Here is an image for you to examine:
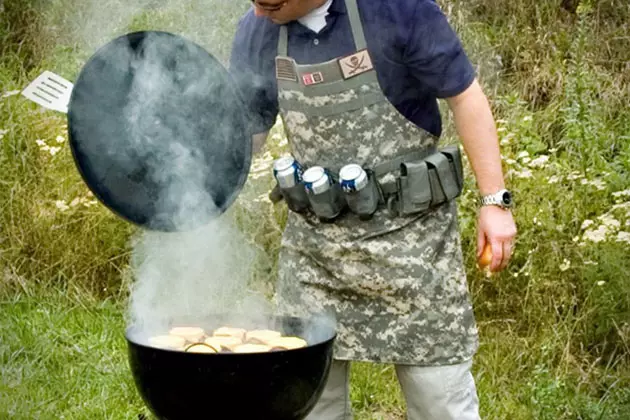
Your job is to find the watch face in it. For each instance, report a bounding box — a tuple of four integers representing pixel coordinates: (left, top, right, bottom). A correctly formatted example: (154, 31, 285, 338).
(502, 191, 513, 206)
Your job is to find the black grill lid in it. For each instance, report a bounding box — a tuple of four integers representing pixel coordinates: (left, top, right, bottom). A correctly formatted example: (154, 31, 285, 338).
(68, 31, 251, 232)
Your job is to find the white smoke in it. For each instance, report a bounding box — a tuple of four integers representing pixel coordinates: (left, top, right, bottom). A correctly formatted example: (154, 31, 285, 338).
(61, 0, 337, 344)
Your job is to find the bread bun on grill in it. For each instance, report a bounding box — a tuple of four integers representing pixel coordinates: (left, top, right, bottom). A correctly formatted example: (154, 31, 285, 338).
(213, 327, 247, 340)
(268, 336, 308, 350)
(148, 335, 187, 350)
(168, 327, 206, 343)
(233, 344, 272, 353)
(245, 329, 282, 344)
(204, 336, 243, 352)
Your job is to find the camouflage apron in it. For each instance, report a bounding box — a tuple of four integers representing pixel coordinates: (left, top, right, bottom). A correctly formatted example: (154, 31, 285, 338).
(274, 0, 478, 366)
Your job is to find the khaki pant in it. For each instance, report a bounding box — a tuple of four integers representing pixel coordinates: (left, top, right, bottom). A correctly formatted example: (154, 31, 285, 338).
(306, 360, 480, 420)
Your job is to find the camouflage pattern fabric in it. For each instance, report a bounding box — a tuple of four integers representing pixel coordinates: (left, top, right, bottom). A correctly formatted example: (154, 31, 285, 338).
(274, 0, 478, 366)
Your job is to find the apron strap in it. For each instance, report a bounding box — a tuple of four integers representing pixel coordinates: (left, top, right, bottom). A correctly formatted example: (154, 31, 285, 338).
(279, 25, 289, 56)
(278, 0, 367, 56)
(345, 0, 367, 51)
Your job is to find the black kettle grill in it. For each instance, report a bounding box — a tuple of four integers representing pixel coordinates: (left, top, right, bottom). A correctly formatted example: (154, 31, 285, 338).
(127, 315, 336, 420)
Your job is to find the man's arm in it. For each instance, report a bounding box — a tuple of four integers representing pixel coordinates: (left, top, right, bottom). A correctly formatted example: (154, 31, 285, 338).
(446, 79, 517, 272)
(446, 79, 504, 196)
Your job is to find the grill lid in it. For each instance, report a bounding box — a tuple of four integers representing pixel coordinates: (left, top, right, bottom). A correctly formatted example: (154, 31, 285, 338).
(67, 31, 251, 232)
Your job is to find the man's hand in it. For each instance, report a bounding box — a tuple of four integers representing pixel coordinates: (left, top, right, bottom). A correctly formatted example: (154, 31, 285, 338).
(446, 79, 517, 272)
(477, 206, 517, 272)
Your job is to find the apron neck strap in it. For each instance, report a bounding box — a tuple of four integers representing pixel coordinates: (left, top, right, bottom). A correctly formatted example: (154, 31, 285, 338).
(278, 0, 367, 56)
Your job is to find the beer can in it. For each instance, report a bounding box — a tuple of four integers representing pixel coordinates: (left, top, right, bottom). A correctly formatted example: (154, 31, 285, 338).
(302, 166, 331, 195)
(273, 156, 303, 189)
(339, 164, 369, 193)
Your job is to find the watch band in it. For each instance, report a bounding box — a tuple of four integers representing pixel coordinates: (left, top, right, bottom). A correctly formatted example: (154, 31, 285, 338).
(480, 189, 513, 209)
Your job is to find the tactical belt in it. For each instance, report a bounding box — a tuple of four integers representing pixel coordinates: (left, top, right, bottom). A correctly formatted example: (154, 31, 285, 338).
(269, 145, 464, 220)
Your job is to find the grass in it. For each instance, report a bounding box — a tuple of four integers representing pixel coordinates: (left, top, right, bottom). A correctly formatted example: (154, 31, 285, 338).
(1, 0, 630, 418)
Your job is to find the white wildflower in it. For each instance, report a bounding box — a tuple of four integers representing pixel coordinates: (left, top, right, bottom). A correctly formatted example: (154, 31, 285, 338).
(83, 200, 98, 208)
(584, 260, 598, 266)
(572, 236, 580, 242)
(616, 232, 630, 244)
(548, 175, 561, 184)
(559, 259, 571, 272)
(612, 189, 630, 199)
(582, 179, 606, 191)
(55, 200, 70, 212)
(597, 281, 606, 286)
(517, 151, 530, 159)
(599, 214, 620, 229)
(612, 202, 630, 211)
(505, 158, 517, 165)
(48, 146, 61, 156)
(567, 172, 583, 181)
(549, 148, 558, 153)
(56, 135, 66, 143)
(70, 198, 81, 207)
(582, 225, 609, 243)
(2, 90, 21, 98)
(580, 220, 594, 230)
(500, 134, 515, 146)
(497, 127, 507, 133)
(521, 157, 532, 164)
(0, 129, 7, 139)
(529, 155, 550, 168)
(514, 168, 533, 179)
(523, 116, 533, 122)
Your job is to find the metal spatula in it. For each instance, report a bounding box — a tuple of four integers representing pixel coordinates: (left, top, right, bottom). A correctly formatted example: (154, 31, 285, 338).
(21, 71, 73, 114)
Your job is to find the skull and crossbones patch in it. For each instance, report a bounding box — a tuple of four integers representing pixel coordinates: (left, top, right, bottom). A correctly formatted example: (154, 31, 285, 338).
(338, 49, 374, 79)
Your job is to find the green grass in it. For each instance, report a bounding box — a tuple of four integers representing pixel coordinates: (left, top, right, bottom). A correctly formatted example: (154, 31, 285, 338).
(2, 293, 629, 419)
(2, 0, 630, 418)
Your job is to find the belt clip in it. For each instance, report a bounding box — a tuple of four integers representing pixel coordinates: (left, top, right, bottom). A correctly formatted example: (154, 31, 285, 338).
(386, 195, 399, 219)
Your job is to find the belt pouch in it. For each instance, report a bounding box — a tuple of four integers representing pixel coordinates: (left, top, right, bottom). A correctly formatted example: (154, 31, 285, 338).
(307, 184, 346, 222)
(344, 172, 380, 220)
(440, 146, 464, 190)
(425, 150, 462, 204)
(397, 161, 431, 216)
(281, 183, 311, 213)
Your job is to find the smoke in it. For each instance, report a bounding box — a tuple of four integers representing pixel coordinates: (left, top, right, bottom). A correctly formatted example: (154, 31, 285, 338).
(63, 0, 337, 344)
(127, 216, 266, 339)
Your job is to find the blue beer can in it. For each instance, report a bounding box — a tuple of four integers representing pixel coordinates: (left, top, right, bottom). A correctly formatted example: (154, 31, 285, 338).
(273, 156, 303, 188)
(339, 164, 369, 193)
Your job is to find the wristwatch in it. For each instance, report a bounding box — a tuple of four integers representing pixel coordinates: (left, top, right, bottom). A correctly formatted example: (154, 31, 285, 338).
(481, 189, 513, 209)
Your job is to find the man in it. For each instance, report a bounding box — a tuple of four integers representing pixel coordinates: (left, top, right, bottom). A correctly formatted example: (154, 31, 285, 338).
(230, 0, 517, 418)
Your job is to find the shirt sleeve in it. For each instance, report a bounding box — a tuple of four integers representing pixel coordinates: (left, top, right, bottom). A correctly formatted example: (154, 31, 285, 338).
(229, 13, 279, 135)
(403, 1, 476, 99)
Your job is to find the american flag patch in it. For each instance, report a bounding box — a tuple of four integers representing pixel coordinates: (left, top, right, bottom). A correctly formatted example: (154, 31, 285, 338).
(302, 72, 324, 86)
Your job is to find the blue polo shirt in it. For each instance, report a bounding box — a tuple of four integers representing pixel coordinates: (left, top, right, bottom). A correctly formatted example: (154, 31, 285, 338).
(229, 0, 476, 138)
